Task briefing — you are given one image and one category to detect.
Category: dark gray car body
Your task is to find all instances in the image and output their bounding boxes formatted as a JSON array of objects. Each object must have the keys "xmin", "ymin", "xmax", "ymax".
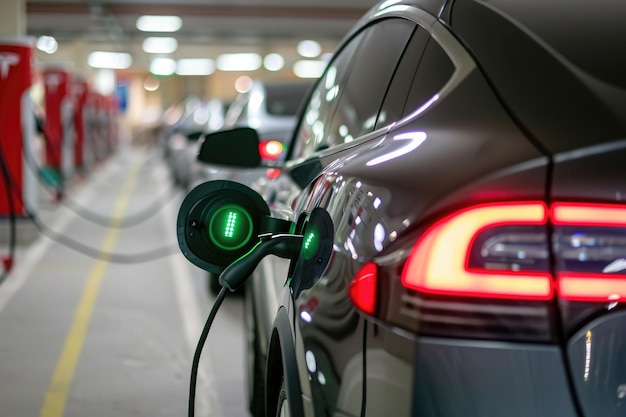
[{"xmin": 201, "ymin": 0, "xmax": 626, "ymax": 416}]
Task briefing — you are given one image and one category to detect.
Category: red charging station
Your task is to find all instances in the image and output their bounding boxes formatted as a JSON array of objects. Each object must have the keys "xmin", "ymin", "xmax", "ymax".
[
  {"xmin": 0, "ymin": 37, "xmax": 36, "ymax": 217},
  {"xmin": 71, "ymin": 77, "xmax": 90, "ymax": 174},
  {"xmin": 43, "ymin": 66, "xmax": 74, "ymax": 185}
]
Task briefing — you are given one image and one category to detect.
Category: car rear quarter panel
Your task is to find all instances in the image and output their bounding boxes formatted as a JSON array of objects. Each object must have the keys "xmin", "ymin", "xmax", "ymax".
[{"xmin": 288, "ymin": 65, "xmax": 551, "ymax": 416}]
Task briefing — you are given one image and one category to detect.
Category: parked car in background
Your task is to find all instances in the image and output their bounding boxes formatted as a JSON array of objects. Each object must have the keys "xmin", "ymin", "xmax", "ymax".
[
  {"xmin": 191, "ymin": 79, "xmax": 311, "ymax": 294},
  {"xmin": 179, "ymin": 0, "xmax": 626, "ymax": 416},
  {"xmin": 190, "ymin": 79, "xmax": 312, "ymax": 191},
  {"xmin": 163, "ymin": 97, "xmax": 226, "ymax": 189}
]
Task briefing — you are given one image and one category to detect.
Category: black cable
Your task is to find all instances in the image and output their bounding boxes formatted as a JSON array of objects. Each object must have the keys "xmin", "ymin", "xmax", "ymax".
[
  {"xmin": 0, "ymin": 142, "xmax": 180, "ymax": 264},
  {"xmin": 0, "ymin": 143, "xmax": 16, "ymax": 284},
  {"xmin": 188, "ymin": 286, "xmax": 228, "ymax": 417},
  {"xmin": 27, "ymin": 213, "xmax": 180, "ymax": 263},
  {"xmin": 25, "ymin": 129, "xmax": 183, "ymax": 229}
]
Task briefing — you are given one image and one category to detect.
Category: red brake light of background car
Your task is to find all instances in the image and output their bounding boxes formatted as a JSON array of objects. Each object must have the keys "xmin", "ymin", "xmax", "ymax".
[
  {"xmin": 552, "ymin": 203, "xmax": 626, "ymax": 302},
  {"xmin": 266, "ymin": 168, "xmax": 281, "ymax": 180},
  {"xmin": 349, "ymin": 262, "xmax": 378, "ymax": 315},
  {"xmin": 401, "ymin": 202, "xmax": 553, "ymax": 300},
  {"xmin": 259, "ymin": 140, "xmax": 284, "ymax": 160}
]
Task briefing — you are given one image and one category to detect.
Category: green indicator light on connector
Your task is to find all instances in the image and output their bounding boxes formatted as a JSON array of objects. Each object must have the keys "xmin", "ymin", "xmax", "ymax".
[
  {"xmin": 208, "ymin": 205, "xmax": 253, "ymax": 251},
  {"xmin": 303, "ymin": 230, "xmax": 319, "ymax": 260}
]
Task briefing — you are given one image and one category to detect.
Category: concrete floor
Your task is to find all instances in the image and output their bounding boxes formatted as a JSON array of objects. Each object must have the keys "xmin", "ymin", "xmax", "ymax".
[{"xmin": 0, "ymin": 145, "xmax": 249, "ymax": 417}]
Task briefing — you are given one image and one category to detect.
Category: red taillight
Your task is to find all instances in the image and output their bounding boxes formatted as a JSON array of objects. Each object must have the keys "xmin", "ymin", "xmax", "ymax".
[
  {"xmin": 349, "ymin": 262, "xmax": 378, "ymax": 315},
  {"xmin": 266, "ymin": 168, "xmax": 281, "ymax": 180},
  {"xmin": 552, "ymin": 203, "xmax": 626, "ymax": 302},
  {"xmin": 402, "ymin": 202, "xmax": 553, "ymax": 300},
  {"xmin": 259, "ymin": 140, "xmax": 284, "ymax": 160},
  {"xmin": 348, "ymin": 201, "xmax": 626, "ymax": 317}
]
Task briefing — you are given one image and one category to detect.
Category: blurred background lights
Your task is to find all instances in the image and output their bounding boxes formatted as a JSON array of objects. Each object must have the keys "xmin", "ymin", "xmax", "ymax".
[
  {"xmin": 142, "ymin": 37, "xmax": 178, "ymax": 54},
  {"xmin": 36, "ymin": 36, "xmax": 58, "ymax": 54},
  {"xmin": 217, "ymin": 53, "xmax": 261, "ymax": 71},
  {"xmin": 143, "ymin": 76, "xmax": 160, "ymax": 91},
  {"xmin": 87, "ymin": 51, "xmax": 132, "ymax": 69},
  {"xmin": 297, "ymin": 40, "xmax": 321, "ymax": 58},
  {"xmin": 234, "ymin": 75, "xmax": 253, "ymax": 93},
  {"xmin": 293, "ymin": 60, "xmax": 327, "ymax": 78},
  {"xmin": 176, "ymin": 58, "xmax": 215, "ymax": 76},
  {"xmin": 93, "ymin": 69, "xmax": 115, "ymax": 95},
  {"xmin": 136, "ymin": 15, "xmax": 182, "ymax": 32},
  {"xmin": 263, "ymin": 53, "xmax": 285, "ymax": 72},
  {"xmin": 150, "ymin": 57, "xmax": 177, "ymax": 76}
]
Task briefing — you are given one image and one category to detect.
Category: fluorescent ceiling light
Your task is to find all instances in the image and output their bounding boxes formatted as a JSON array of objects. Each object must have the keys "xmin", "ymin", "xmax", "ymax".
[
  {"xmin": 176, "ymin": 59, "xmax": 215, "ymax": 76},
  {"xmin": 87, "ymin": 51, "xmax": 132, "ymax": 69},
  {"xmin": 293, "ymin": 60, "xmax": 326, "ymax": 78},
  {"xmin": 136, "ymin": 15, "xmax": 182, "ymax": 32},
  {"xmin": 216, "ymin": 53, "xmax": 261, "ymax": 71},
  {"xmin": 297, "ymin": 40, "xmax": 321, "ymax": 58},
  {"xmin": 142, "ymin": 37, "xmax": 178, "ymax": 54},
  {"xmin": 36, "ymin": 36, "xmax": 58, "ymax": 54},
  {"xmin": 150, "ymin": 57, "xmax": 176, "ymax": 76},
  {"xmin": 263, "ymin": 53, "xmax": 285, "ymax": 72}
]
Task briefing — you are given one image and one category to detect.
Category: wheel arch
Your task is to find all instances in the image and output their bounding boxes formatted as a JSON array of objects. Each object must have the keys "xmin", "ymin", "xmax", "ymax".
[{"xmin": 266, "ymin": 306, "xmax": 305, "ymax": 417}]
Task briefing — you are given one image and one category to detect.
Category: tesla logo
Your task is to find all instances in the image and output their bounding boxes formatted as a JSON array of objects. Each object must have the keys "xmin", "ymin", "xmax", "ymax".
[
  {"xmin": 0, "ymin": 53, "xmax": 20, "ymax": 79},
  {"xmin": 46, "ymin": 73, "xmax": 62, "ymax": 93}
]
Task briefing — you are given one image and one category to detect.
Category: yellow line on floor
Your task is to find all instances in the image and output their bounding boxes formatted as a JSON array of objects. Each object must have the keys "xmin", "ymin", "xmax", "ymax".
[{"xmin": 40, "ymin": 158, "xmax": 141, "ymax": 417}]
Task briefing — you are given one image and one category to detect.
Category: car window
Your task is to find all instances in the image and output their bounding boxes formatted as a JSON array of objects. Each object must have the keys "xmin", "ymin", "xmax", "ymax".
[
  {"xmin": 291, "ymin": 18, "xmax": 417, "ymax": 161},
  {"xmin": 291, "ymin": 30, "xmax": 365, "ymax": 160},
  {"xmin": 376, "ymin": 27, "xmax": 429, "ymax": 130},
  {"xmin": 402, "ymin": 36, "xmax": 455, "ymax": 118},
  {"xmin": 264, "ymin": 83, "xmax": 311, "ymax": 116},
  {"xmin": 224, "ymin": 93, "xmax": 249, "ymax": 127},
  {"xmin": 326, "ymin": 18, "xmax": 416, "ymax": 144}
]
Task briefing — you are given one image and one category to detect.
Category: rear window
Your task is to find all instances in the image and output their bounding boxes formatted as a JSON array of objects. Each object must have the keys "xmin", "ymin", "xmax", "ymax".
[{"xmin": 264, "ymin": 83, "xmax": 311, "ymax": 116}]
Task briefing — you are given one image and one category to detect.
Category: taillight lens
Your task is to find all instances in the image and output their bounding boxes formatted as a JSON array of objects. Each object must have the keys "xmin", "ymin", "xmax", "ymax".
[
  {"xmin": 266, "ymin": 168, "xmax": 281, "ymax": 180},
  {"xmin": 553, "ymin": 203, "xmax": 626, "ymax": 302},
  {"xmin": 349, "ymin": 262, "xmax": 378, "ymax": 315},
  {"xmin": 258, "ymin": 140, "xmax": 284, "ymax": 161},
  {"xmin": 348, "ymin": 200, "xmax": 626, "ymax": 335},
  {"xmin": 401, "ymin": 202, "xmax": 553, "ymax": 300}
]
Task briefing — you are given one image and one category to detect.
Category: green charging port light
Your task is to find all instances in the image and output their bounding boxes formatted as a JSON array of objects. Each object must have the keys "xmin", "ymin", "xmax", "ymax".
[{"xmin": 208, "ymin": 204, "xmax": 254, "ymax": 251}]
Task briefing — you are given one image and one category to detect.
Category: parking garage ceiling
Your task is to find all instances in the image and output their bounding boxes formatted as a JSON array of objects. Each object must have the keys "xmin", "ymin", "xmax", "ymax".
[{"xmin": 26, "ymin": 0, "xmax": 376, "ymax": 72}]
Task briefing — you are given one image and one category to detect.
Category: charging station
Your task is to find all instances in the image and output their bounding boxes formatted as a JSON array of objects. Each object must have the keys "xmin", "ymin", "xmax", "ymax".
[
  {"xmin": 42, "ymin": 65, "xmax": 75, "ymax": 188},
  {"xmin": 71, "ymin": 77, "xmax": 91, "ymax": 175},
  {"xmin": 0, "ymin": 37, "xmax": 38, "ymax": 244}
]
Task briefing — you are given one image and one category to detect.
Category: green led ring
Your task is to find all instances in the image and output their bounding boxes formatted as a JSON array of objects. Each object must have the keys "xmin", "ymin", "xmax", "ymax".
[{"xmin": 207, "ymin": 204, "xmax": 254, "ymax": 251}]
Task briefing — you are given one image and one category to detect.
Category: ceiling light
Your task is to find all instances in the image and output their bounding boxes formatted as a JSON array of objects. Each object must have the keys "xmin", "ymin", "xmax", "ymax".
[
  {"xmin": 93, "ymin": 69, "xmax": 115, "ymax": 95},
  {"xmin": 150, "ymin": 57, "xmax": 176, "ymax": 76},
  {"xmin": 36, "ymin": 36, "xmax": 58, "ymax": 54},
  {"xmin": 136, "ymin": 15, "xmax": 182, "ymax": 32},
  {"xmin": 235, "ymin": 76, "xmax": 253, "ymax": 93},
  {"xmin": 87, "ymin": 51, "xmax": 132, "ymax": 69},
  {"xmin": 293, "ymin": 60, "xmax": 326, "ymax": 79},
  {"xmin": 144, "ymin": 76, "xmax": 160, "ymax": 91},
  {"xmin": 297, "ymin": 40, "xmax": 321, "ymax": 58},
  {"xmin": 142, "ymin": 37, "xmax": 178, "ymax": 54},
  {"xmin": 216, "ymin": 53, "xmax": 261, "ymax": 72},
  {"xmin": 263, "ymin": 53, "xmax": 285, "ymax": 72},
  {"xmin": 176, "ymin": 59, "xmax": 215, "ymax": 76}
]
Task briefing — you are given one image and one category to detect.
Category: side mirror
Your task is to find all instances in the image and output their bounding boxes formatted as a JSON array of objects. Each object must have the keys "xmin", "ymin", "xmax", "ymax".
[
  {"xmin": 197, "ymin": 127, "xmax": 262, "ymax": 167},
  {"xmin": 176, "ymin": 180, "xmax": 292, "ymax": 274}
]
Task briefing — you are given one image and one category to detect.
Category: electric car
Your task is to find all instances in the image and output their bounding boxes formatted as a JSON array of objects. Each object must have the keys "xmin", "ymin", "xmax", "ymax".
[
  {"xmin": 191, "ymin": 79, "xmax": 312, "ymax": 191},
  {"xmin": 177, "ymin": 0, "xmax": 626, "ymax": 416}
]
